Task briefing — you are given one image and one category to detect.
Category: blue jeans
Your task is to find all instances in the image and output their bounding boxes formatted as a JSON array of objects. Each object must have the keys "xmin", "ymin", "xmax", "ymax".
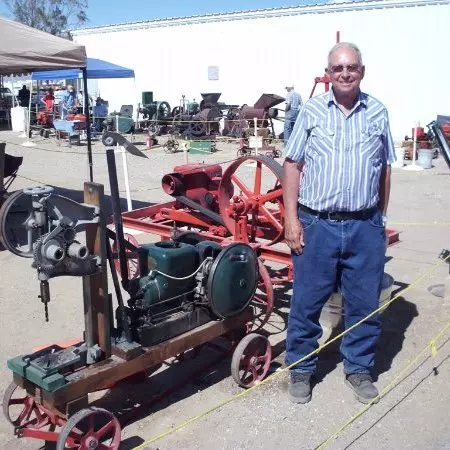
[
  {"xmin": 284, "ymin": 110, "xmax": 298, "ymax": 143},
  {"xmin": 286, "ymin": 208, "xmax": 386, "ymax": 375}
]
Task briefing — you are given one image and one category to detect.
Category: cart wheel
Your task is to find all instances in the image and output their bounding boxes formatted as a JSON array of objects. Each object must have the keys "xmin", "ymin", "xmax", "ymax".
[
  {"xmin": 231, "ymin": 333, "xmax": 272, "ymax": 388},
  {"xmin": 247, "ymin": 259, "xmax": 274, "ymax": 332},
  {"xmin": 112, "ymin": 233, "xmax": 140, "ymax": 280},
  {"xmin": 56, "ymin": 407, "xmax": 121, "ymax": 450},
  {"xmin": 2, "ymin": 382, "xmax": 50, "ymax": 429}
]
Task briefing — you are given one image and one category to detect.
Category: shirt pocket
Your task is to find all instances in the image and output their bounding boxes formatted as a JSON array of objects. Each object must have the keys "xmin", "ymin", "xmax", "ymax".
[
  {"xmin": 361, "ymin": 122, "xmax": 384, "ymax": 162},
  {"xmin": 307, "ymin": 123, "xmax": 335, "ymax": 158}
]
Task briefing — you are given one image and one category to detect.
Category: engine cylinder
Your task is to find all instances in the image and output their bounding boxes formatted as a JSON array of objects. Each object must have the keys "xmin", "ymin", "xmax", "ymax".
[{"xmin": 138, "ymin": 241, "xmax": 199, "ymax": 308}]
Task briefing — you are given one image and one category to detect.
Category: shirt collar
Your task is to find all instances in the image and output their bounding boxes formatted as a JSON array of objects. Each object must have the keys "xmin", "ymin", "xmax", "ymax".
[{"xmin": 327, "ymin": 89, "xmax": 367, "ymax": 109}]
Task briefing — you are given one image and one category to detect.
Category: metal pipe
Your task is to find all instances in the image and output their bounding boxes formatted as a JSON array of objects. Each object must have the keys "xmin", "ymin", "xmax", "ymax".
[{"xmin": 106, "ymin": 148, "xmax": 129, "ymax": 289}]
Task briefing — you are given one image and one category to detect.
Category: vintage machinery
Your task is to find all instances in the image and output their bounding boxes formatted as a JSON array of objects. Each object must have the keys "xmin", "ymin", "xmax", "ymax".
[
  {"xmin": 0, "ymin": 142, "xmax": 272, "ymax": 448},
  {"xmin": 138, "ymin": 91, "xmax": 171, "ymax": 135},
  {"xmin": 171, "ymin": 93, "xmax": 223, "ymax": 139},
  {"xmin": 121, "ymin": 155, "xmax": 401, "ymax": 334},
  {"xmin": 222, "ymin": 94, "xmax": 284, "ymax": 158}
]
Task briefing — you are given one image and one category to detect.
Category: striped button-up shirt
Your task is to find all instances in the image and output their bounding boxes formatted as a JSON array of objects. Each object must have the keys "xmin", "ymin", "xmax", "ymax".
[{"xmin": 284, "ymin": 90, "xmax": 395, "ymax": 212}]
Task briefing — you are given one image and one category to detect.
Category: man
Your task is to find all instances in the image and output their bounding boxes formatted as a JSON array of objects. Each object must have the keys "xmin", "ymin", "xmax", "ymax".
[
  {"xmin": 61, "ymin": 84, "xmax": 78, "ymax": 118},
  {"xmin": 93, "ymin": 97, "xmax": 108, "ymax": 132},
  {"xmin": 17, "ymin": 85, "xmax": 30, "ymax": 107},
  {"xmin": 283, "ymin": 42, "xmax": 395, "ymax": 405},
  {"xmin": 284, "ymin": 85, "xmax": 302, "ymax": 143}
]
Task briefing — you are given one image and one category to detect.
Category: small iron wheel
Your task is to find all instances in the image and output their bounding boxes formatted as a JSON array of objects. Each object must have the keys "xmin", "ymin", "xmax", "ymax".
[
  {"xmin": 231, "ymin": 333, "xmax": 272, "ymax": 388},
  {"xmin": 56, "ymin": 407, "xmax": 121, "ymax": 450},
  {"xmin": 3, "ymin": 382, "xmax": 50, "ymax": 429}
]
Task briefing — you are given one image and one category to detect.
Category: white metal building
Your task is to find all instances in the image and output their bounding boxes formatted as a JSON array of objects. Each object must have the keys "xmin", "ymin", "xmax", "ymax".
[{"xmin": 72, "ymin": 0, "xmax": 450, "ymax": 139}]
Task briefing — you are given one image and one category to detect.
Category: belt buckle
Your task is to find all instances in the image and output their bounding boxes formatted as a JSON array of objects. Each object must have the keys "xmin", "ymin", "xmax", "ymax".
[{"xmin": 327, "ymin": 211, "xmax": 339, "ymax": 221}]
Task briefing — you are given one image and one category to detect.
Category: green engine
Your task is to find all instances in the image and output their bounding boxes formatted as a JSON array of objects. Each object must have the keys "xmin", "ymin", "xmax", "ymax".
[{"xmin": 122, "ymin": 239, "xmax": 259, "ymax": 346}]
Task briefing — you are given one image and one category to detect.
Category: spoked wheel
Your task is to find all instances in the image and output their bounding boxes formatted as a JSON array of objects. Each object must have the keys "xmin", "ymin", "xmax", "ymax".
[
  {"xmin": 56, "ymin": 407, "xmax": 121, "ymax": 450},
  {"xmin": 3, "ymin": 382, "xmax": 52, "ymax": 430},
  {"xmin": 187, "ymin": 118, "xmax": 207, "ymax": 137},
  {"xmin": 231, "ymin": 333, "xmax": 272, "ymax": 388},
  {"xmin": 247, "ymin": 260, "xmax": 274, "ymax": 332},
  {"xmin": 0, "ymin": 189, "xmax": 47, "ymax": 257},
  {"xmin": 111, "ymin": 233, "xmax": 140, "ymax": 280},
  {"xmin": 218, "ymin": 155, "xmax": 284, "ymax": 245}
]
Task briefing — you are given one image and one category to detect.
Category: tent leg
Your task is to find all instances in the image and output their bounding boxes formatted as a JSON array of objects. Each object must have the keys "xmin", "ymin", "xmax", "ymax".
[{"xmin": 82, "ymin": 67, "xmax": 94, "ymax": 182}]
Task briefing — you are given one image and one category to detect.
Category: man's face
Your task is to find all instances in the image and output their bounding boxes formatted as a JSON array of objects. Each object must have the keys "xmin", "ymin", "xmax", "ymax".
[
  {"xmin": 326, "ymin": 47, "xmax": 365, "ymax": 98},
  {"xmin": 67, "ymin": 85, "xmax": 74, "ymax": 93}
]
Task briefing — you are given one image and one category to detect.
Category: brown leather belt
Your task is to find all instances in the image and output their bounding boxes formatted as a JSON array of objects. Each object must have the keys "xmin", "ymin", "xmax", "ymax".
[{"xmin": 299, "ymin": 204, "xmax": 377, "ymax": 221}]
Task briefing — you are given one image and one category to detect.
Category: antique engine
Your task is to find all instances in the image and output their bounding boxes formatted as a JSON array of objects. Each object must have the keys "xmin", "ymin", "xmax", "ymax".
[
  {"xmin": 222, "ymin": 93, "xmax": 285, "ymax": 138},
  {"xmin": 122, "ymin": 239, "xmax": 258, "ymax": 346},
  {"xmin": 171, "ymin": 93, "xmax": 223, "ymax": 139}
]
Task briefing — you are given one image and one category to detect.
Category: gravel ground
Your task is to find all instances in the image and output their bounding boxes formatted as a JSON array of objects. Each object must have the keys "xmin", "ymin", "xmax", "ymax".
[{"xmin": 0, "ymin": 129, "xmax": 450, "ymax": 450}]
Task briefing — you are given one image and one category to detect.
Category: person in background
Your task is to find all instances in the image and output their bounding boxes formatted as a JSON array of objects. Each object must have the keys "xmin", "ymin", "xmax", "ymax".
[
  {"xmin": 284, "ymin": 84, "xmax": 303, "ymax": 143},
  {"xmin": 283, "ymin": 42, "xmax": 395, "ymax": 405},
  {"xmin": 61, "ymin": 84, "xmax": 78, "ymax": 118},
  {"xmin": 41, "ymin": 88, "xmax": 55, "ymax": 112},
  {"xmin": 93, "ymin": 97, "xmax": 108, "ymax": 132},
  {"xmin": 17, "ymin": 85, "xmax": 30, "ymax": 107}
]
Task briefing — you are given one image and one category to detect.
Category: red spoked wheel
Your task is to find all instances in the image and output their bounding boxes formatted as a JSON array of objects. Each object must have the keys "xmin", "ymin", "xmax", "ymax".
[
  {"xmin": 3, "ymin": 382, "xmax": 53, "ymax": 430},
  {"xmin": 218, "ymin": 155, "xmax": 284, "ymax": 245},
  {"xmin": 112, "ymin": 233, "xmax": 140, "ymax": 280},
  {"xmin": 247, "ymin": 259, "xmax": 274, "ymax": 332},
  {"xmin": 231, "ymin": 333, "xmax": 272, "ymax": 388},
  {"xmin": 56, "ymin": 407, "xmax": 121, "ymax": 450}
]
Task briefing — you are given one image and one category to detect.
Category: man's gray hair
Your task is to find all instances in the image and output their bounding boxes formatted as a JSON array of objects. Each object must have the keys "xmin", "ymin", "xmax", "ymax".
[{"xmin": 328, "ymin": 42, "xmax": 363, "ymax": 66}]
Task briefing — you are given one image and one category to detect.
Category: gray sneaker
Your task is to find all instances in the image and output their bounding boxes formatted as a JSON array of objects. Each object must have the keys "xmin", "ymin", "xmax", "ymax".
[
  {"xmin": 345, "ymin": 373, "xmax": 379, "ymax": 404},
  {"xmin": 288, "ymin": 372, "xmax": 312, "ymax": 404}
]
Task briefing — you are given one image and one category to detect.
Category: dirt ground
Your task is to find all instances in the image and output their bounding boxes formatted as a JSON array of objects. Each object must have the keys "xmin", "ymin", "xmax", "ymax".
[{"xmin": 0, "ymin": 129, "xmax": 450, "ymax": 450}]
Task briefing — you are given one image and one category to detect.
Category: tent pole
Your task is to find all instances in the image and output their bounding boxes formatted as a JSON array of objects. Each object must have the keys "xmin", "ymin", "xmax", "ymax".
[{"xmin": 82, "ymin": 67, "xmax": 94, "ymax": 182}]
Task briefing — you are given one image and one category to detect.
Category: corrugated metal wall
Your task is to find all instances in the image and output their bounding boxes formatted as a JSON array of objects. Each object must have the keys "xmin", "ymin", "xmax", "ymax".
[{"xmin": 73, "ymin": 2, "xmax": 450, "ymax": 139}]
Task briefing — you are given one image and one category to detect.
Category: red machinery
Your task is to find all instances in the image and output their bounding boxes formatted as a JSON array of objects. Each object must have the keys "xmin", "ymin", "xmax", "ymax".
[{"xmin": 121, "ymin": 155, "xmax": 400, "ymax": 329}]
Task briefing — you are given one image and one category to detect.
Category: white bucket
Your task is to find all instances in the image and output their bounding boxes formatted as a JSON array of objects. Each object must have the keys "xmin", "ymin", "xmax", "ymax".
[
  {"xmin": 318, "ymin": 273, "xmax": 394, "ymax": 344},
  {"xmin": 391, "ymin": 146, "xmax": 405, "ymax": 168},
  {"xmin": 417, "ymin": 148, "xmax": 434, "ymax": 169}
]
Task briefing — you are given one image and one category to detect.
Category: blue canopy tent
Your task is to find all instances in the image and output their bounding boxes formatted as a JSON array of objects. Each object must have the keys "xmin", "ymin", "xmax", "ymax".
[
  {"xmin": 31, "ymin": 58, "xmax": 134, "ymax": 181},
  {"xmin": 31, "ymin": 57, "xmax": 135, "ymax": 80}
]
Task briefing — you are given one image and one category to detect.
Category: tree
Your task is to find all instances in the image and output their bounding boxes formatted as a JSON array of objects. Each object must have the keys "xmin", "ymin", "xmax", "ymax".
[{"xmin": 3, "ymin": 0, "xmax": 88, "ymax": 37}]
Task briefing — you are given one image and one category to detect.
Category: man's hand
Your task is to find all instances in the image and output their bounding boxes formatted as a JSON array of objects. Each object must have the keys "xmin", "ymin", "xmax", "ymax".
[
  {"xmin": 285, "ymin": 217, "xmax": 304, "ymax": 255},
  {"xmin": 283, "ymin": 157, "xmax": 305, "ymax": 256}
]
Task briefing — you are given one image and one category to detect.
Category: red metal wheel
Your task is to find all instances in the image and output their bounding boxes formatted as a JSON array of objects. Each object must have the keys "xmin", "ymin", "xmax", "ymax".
[
  {"xmin": 56, "ymin": 407, "xmax": 121, "ymax": 450},
  {"xmin": 218, "ymin": 155, "xmax": 284, "ymax": 245},
  {"xmin": 231, "ymin": 333, "xmax": 272, "ymax": 388},
  {"xmin": 247, "ymin": 259, "xmax": 274, "ymax": 332},
  {"xmin": 3, "ymin": 382, "xmax": 51, "ymax": 430},
  {"xmin": 112, "ymin": 233, "xmax": 140, "ymax": 280}
]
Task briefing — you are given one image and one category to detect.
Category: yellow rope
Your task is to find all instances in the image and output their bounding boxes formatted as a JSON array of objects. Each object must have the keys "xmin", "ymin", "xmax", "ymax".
[
  {"xmin": 133, "ymin": 254, "xmax": 450, "ymax": 449},
  {"xmin": 315, "ymin": 320, "xmax": 450, "ymax": 450}
]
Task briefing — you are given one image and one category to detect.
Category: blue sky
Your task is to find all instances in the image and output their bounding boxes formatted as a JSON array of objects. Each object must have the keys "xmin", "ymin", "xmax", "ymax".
[{"xmin": 0, "ymin": 1, "xmax": 328, "ymax": 27}]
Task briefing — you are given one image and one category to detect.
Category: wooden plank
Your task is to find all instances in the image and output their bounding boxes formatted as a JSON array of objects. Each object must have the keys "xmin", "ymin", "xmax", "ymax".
[
  {"xmin": 83, "ymin": 182, "xmax": 111, "ymax": 357},
  {"xmin": 42, "ymin": 310, "xmax": 251, "ymax": 408}
]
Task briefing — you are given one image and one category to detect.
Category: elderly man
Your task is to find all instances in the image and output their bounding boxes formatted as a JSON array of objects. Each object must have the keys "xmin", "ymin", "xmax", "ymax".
[
  {"xmin": 284, "ymin": 85, "xmax": 303, "ymax": 143},
  {"xmin": 283, "ymin": 42, "xmax": 395, "ymax": 404}
]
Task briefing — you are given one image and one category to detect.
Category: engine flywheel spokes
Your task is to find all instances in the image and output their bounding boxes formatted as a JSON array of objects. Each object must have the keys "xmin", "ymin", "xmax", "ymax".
[{"xmin": 218, "ymin": 155, "xmax": 284, "ymax": 245}]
